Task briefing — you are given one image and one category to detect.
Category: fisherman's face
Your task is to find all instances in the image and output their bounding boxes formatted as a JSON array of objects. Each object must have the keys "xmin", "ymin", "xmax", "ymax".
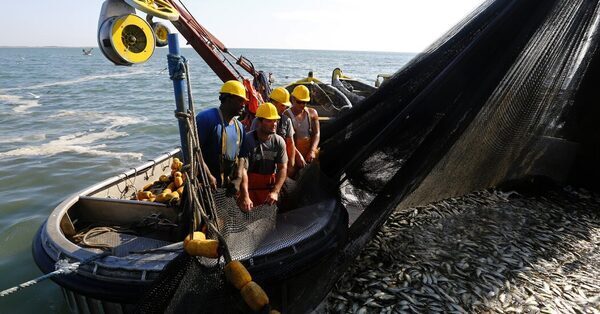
[
  {"xmin": 259, "ymin": 118, "xmax": 277, "ymax": 135},
  {"xmin": 292, "ymin": 97, "xmax": 307, "ymax": 110},
  {"xmin": 273, "ymin": 101, "xmax": 288, "ymax": 114},
  {"xmin": 225, "ymin": 95, "xmax": 246, "ymax": 116}
]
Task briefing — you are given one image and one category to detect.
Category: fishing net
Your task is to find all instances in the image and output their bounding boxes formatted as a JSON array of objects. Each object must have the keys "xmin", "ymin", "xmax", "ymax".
[
  {"xmin": 306, "ymin": 0, "xmax": 600, "ymax": 307},
  {"xmin": 136, "ymin": 188, "xmax": 277, "ymax": 314},
  {"xmin": 321, "ymin": 0, "xmax": 600, "ymax": 206},
  {"xmin": 139, "ymin": 0, "xmax": 600, "ymax": 311}
]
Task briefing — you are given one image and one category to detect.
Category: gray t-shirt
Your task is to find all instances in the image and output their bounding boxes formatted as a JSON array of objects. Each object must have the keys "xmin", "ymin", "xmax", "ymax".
[
  {"xmin": 250, "ymin": 115, "xmax": 295, "ymax": 139},
  {"xmin": 243, "ymin": 131, "xmax": 288, "ymax": 175}
]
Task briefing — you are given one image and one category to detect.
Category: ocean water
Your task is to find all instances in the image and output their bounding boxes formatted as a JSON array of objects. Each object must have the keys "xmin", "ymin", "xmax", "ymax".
[{"xmin": 0, "ymin": 47, "xmax": 414, "ymax": 312}]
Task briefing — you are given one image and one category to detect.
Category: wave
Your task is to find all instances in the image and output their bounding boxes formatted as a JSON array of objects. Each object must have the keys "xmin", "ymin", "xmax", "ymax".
[
  {"xmin": 0, "ymin": 70, "xmax": 148, "ymax": 92},
  {"xmin": 0, "ymin": 129, "xmax": 142, "ymax": 160},
  {"xmin": 0, "ymin": 94, "xmax": 41, "ymax": 114},
  {"xmin": 49, "ymin": 110, "xmax": 146, "ymax": 127},
  {"xmin": 0, "ymin": 134, "xmax": 46, "ymax": 144}
]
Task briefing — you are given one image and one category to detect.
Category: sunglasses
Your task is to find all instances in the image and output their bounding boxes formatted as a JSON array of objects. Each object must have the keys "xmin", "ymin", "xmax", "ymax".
[{"xmin": 295, "ymin": 100, "xmax": 308, "ymax": 104}]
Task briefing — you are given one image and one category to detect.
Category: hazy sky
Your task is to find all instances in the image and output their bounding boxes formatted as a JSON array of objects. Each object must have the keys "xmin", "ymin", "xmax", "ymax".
[{"xmin": 2, "ymin": 0, "xmax": 485, "ymax": 52}]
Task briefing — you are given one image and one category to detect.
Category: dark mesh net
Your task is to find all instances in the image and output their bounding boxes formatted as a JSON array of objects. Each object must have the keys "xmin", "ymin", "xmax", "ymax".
[
  {"xmin": 136, "ymin": 189, "xmax": 277, "ymax": 313},
  {"xmin": 401, "ymin": 0, "xmax": 600, "ymax": 207},
  {"xmin": 309, "ymin": 0, "xmax": 600, "ymax": 309},
  {"xmin": 211, "ymin": 190, "xmax": 278, "ymax": 260},
  {"xmin": 321, "ymin": 0, "xmax": 600, "ymax": 206},
  {"xmin": 138, "ymin": 0, "xmax": 600, "ymax": 311}
]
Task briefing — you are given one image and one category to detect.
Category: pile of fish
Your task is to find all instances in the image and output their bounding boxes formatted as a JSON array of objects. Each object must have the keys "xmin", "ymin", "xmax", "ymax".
[{"xmin": 321, "ymin": 187, "xmax": 600, "ymax": 313}]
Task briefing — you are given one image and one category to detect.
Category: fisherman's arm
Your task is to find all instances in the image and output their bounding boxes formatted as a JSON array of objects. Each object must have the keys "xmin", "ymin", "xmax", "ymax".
[
  {"xmin": 237, "ymin": 158, "xmax": 253, "ymax": 212},
  {"xmin": 266, "ymin": 162, "xmax": 287, "ymax": 205},
  {"xmin": 202, "ymin": 161, "xmax": 217, "ymax": 189},
  {"xmin": 294, "ymin": 146, "xmax": 306, "ymax": 168},
  {"xmin": 196, "ymin": 113, "xmax": 218, "ymax": 188},
  {"xmin": 286, "ymin": 136, "xmax": 296, "ymax": 169},
  {"xmin": 307, "ymin": 109, "xmax": 320, "ymax": 163},
  {"xmin": 266, "ymin": 139, "xmax": 288, "ymax": 205}
]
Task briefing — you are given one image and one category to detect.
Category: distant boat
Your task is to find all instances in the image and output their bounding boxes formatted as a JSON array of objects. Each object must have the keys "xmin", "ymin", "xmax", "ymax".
[{"xmin": 82, "ymin": 48, "xmax": 93, "ymax": 56}]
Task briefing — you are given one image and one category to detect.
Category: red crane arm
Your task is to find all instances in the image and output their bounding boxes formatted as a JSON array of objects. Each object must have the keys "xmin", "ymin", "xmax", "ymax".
[{"xmin": 165, "ymin": 0, "xmax": 256, "ymax": 83}]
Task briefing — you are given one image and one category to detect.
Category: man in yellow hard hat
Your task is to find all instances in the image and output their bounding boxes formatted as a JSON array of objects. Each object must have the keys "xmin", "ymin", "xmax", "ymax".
[
  {"xmin": 196, "ymin": 80, "xmax": 247, "ymax": 201},
  {"xmin": 250, "ymin": 87, "xmax": 296, "ymax": 175},
  {"xmin": 238, "ymin": 103, "xmax": 288, "ymax": 211},
  {"xmin": 284, "ymin": 84, "xmax": 320, "ymax": 178}
]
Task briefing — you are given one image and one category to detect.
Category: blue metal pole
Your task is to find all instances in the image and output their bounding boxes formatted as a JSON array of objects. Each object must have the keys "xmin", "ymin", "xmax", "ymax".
[{"xmin": 167, "ymin": 33, "xmax": 190, "ymax": 164}]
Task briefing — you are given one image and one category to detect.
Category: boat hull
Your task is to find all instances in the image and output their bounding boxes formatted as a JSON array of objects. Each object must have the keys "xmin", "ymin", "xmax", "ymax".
[
  {"xmin": 32, "ymin": 148, "xmax": 349, "ymax": 313},
  {"xmin": 33, "ymin": 204, "xmax": 348, "ymax": 313}
]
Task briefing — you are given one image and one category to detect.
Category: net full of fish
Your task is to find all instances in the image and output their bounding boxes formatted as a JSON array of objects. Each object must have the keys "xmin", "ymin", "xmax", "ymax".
[{"xmin": 320, "ymin": 187, "xmax": 600, "ymax": 313}]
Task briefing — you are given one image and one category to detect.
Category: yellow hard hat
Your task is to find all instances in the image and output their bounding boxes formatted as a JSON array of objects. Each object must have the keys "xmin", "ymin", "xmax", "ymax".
[
  {"xmin": 269, "ymin": 87, "xmax": 291, "ymax": 107},
  {"xmin": 291, "ymin": 85, "xmax": 310, "ymax": 102},
  {"xmin": 220, "ymin": 80, "xmax": 248, "ymax": 101},
  {"xmin": 255, "ymin": 102, "xmax": 281, "ymax": 120}
]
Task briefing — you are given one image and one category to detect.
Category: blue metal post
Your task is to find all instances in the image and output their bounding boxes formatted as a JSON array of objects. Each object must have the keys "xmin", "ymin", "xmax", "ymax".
[{"xmin": 167, "ymin": 33, "xmax": 190, "ymax": 164}]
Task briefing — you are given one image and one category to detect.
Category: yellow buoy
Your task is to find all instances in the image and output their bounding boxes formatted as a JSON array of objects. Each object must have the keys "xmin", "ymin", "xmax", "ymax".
[
  {"xmin": 159, "ymin": 174, "xmax": 170, "ymax": 183},
  {"xmin": 174, "ymin": 176, "xmax": 184, "ymax": 188},
  {"xmin": 142, "ymin": 182, "xmax": 154, "ymax": 191},
  {"xmin": 184, "ymin": 231, "xmax": 206, "ymax": 245},
  {"xmin": 224, "ymin": 261, "xmax": 252, "ymax": 290},
  {"xmin": 240, "ymin": 281, "xmax": 269, "ymax": 312},
  {"xmin": 137, "ymin": 190, "xmax": 153, "ymax": 200},
  {"xmin": 184, "ymin": 239, "xmax": 219, "ymax": 258}
]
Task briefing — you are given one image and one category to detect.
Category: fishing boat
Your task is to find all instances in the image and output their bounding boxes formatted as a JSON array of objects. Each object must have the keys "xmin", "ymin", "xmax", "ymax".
[
  {"xmin": 32, "ymin": 0, "xmax": 600, "ymax": 312},
  {"xmin": 32, "ymin": 148, "xmax": 348, "ymax": 312},
  {"xmin": 33, "ymin": 1, "xmax": 370, "ymax": 312}
]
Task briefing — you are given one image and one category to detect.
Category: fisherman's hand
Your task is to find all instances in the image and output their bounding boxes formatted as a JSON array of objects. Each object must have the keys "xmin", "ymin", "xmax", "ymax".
[
  {"xmin": 306, "ymin": 150, "xmax": 317, "ymax": 163},
  {"xmin": 295, "ymin": 154, "xmax": 307, "ymax": 168},
  {"xmin": 265, "ymin": 191, "xmax": 279, "ymax": 205},
  {"xmin": 238, "ymin": 195, "xmax": 253, "ymax": 213},
  {"xmin": 208, "ymin": 174, "xmax": 217, "ymax": 190}
]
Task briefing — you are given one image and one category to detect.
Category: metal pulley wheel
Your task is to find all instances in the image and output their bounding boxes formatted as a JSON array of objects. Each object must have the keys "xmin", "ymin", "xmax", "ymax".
[
  {"xmin": 98, "ymin": 14, "xmax": 155, "ymax": 65},
  {"xmin": 124, "ymin": 0, "xmax": 180, "ymax": 21},
  {"xmin": 147, "ymin": 15, "xmax": 170, "ymax": 48}
]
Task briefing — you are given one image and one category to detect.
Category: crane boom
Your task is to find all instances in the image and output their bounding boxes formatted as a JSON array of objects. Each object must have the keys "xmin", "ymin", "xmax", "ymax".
[
  {"xmin": 165, "ymin": 0, "xmax": 242, "ymax": 82},
  {"xmin": 98, "ymin": 0, "xmax": 259, "ymax": 83}
]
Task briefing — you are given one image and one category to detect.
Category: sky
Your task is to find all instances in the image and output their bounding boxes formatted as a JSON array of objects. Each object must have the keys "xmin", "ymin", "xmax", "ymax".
[{"xmin": 1, "ymin": 0, "xmax": 485, "ymax": 53}]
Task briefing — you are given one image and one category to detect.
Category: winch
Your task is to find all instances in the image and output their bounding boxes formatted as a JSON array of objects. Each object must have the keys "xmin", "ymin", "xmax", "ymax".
[{"xmin": 97, "ymin": 0, "xmax": 178, "ymax": 65}]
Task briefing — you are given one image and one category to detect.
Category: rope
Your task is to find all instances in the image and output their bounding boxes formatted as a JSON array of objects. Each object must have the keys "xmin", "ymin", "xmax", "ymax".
[
  {"xmin": 167, "ymin": 54, "xmax": 187, "ymax": 81},
  {"xmin": 253, "ymin": 70, "xmax": 272, "ymax": 101},
  {"xmin": 171, "ymin": 59, "xmax": 233, "ymax": 263},
  {"xmin": 312, "ymin": 82, "xmax": 344, "ymax": 112},
  {"xmin": 71, "ymin": 214, "xmax": 176, "ymax": 250},
  {"xmin": 0, "ymin": 252, "xmax": 109, "ymax": 297}
]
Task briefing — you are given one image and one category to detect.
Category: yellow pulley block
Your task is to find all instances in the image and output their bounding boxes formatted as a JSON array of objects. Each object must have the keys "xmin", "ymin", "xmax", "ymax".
[
  {"xmin": 98, "ymin": 14, "xmax": 155, "ymax": 65},
  {"xmin": 124, "ymin": 0, "xmax": 180, "ymax": 21},
  {"xmin": 152, "ymin": 22, "xmax": 170, "ymax": 47}
]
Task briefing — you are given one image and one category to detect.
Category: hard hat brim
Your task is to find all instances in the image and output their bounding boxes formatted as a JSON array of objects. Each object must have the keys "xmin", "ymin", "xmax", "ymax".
[
  {"xmin": 222, "ymin": 92, "xmax": 249, "ymax": 102},
  {"xmin": 293, "ymin": 95, "xmax": 310, "ymax": 102}
]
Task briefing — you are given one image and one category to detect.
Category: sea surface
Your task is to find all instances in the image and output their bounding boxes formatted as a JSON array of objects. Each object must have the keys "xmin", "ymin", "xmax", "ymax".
[{"xmin": 0, "ymin": 47, "xmax": 415, "ymax": 312}]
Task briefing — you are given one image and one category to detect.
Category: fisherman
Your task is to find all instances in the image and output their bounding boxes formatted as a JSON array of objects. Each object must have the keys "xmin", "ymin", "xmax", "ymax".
[
  {"xmin": 284, "ymin": 85, "xmax": 320, "ymax": 178},
  {"xmin": 250, "ymin": 87, "xmax": 296, "ymax": 174},
  {"xmin": 196, "ymin": 80, "xmax": 247, "ymax": 198},
  {"xmin": 238, "ymin": 103, "xmax": 288, "ymax": 211}
]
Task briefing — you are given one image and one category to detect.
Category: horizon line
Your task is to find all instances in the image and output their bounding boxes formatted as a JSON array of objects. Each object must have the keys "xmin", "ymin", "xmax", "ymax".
[{"xmin": 0, "ymin": 45, "xmax": 420, "ymax": 54}]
